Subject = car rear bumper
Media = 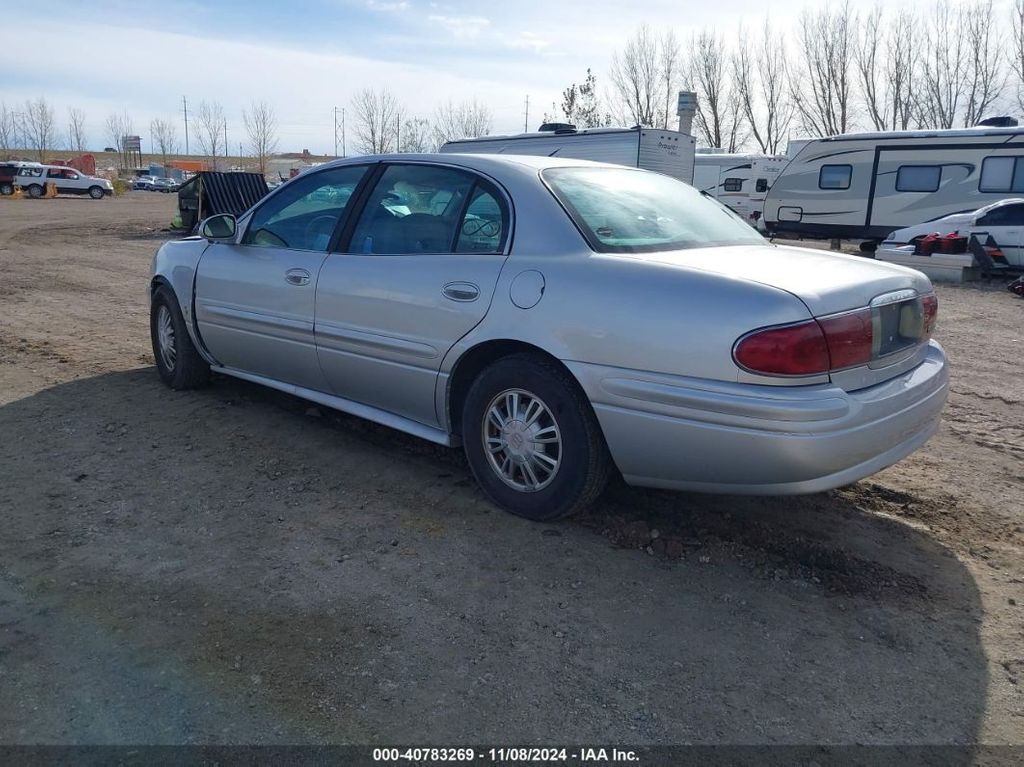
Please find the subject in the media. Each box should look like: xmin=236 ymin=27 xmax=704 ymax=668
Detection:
xmin=567 ymin=341 xmax=948 ymax=495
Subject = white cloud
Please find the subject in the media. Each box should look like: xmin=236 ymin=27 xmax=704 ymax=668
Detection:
xmin=503 ymin=31 xmax=554 ymax=54
xmin=366 ymin=0 xmax=409 ymax=12
xmin=427 ymin=14 xmax=491 ymax=39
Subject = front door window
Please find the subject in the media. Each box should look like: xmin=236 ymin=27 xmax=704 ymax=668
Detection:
xmin=242 ymin=166 xmax=369 ymax=252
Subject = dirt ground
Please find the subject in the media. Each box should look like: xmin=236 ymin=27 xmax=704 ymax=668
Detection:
xmin=0 ymin=193 xmax=1021 ymax=745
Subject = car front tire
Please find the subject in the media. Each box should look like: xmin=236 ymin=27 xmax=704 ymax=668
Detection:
xmin=150 ymin=285 xmax=210 ymax=390
xmin=461 ymin=353 xmax=611 ymax=521
xmin=88 ymin=186 xmax=104 ymax=199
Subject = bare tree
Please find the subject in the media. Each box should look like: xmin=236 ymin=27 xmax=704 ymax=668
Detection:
xmin=609 ymin=24 xmax=662 ymax=126
xmin=150 ymin=118 xmax=178 ymax=167
xmin=432 ymin=99 xmax=493 ymax=146
xmin=1014 ymin=0 xmax=1024 ymax=114
xmin=24 ymin=97 xmax=56 ymax=161
xmin=0 ymin=102 xmax=19 ymax=158
xmin=962 ymin=0 xmax=1005 ymax=127
xmin=196 ymin=101 xmax=225 ymax=168
xmin=856 ymin=6 xmax=888 ymax=132
xmin=791 ymin=1 xmax=856 ymax=136
xmin=659 ymin=30 xmax=682 ymax=130
xmin=67 ymin=108 xmax=87 ymax=154
xmin=351 ymin=88 xmax=400 ymax=154
xmin=733 ymin=20 xmax=794 ymax=154
xmin=399 ymin=117 xmax=432 ymax=153
xmin=687 ymin=30 xmax=737 ymax=149
xmin=242 ymin=100 xmax=279 ymax=175
xmin=916 ymin=0 xmax=968 ymax=129
xmin=887 ymin=9 xmax=917 ymax=131
xmin=105 ymin=111 xmax=134 ymax=170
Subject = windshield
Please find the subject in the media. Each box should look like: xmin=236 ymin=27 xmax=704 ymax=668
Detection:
xmin=542 ymin=166 xmax=765 ymax=253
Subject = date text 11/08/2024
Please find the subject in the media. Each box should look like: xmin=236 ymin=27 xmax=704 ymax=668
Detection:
xmin=372 ymin=747 xmax=640 ymax=762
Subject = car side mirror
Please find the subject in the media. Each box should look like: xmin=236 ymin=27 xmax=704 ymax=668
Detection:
xmin=200 ymin=214 xmax=237 ymax=241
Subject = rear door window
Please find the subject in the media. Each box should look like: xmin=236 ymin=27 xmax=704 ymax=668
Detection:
xmin=818 ymin=165 xmax=852 ymax=190
xmin=348 ymin=164 xmax=480 ymax=255
xmin=456 ymin=186 xmax=507 ymax=254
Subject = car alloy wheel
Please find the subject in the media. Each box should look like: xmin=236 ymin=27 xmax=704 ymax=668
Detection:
xmin=156 ymin=304 xmax=176 ymax=372
xmin=482 ymin=388 xmax=562 ymax=492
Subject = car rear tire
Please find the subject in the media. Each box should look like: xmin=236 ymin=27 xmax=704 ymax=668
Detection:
xmin=88 ymin=185 xmax=104 ymax=199
xmin=461 ymin=353 xmax=611 ymax=521
xmin=26 ymin=184 xmax=43 ymax=199
xmin=0 ymin=182 xmax=12 ymax=196
xmin=150 ymin=285 xmax=210 ymax=390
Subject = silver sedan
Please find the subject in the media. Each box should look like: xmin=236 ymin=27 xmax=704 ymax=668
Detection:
xmin=149 ymin=154 xmax=948 ymax=520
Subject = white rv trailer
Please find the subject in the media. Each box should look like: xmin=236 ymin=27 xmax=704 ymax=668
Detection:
xmin=692 ymin=152 xmax=788 ymax=224
xmin=439 ymin=126 xmax=697 ymax=184
xmin=763 ymin=125 xmax=1024 ymax=243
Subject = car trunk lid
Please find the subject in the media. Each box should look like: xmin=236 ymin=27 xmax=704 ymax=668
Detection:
xmin=620 ymin=244 xmax=936 ymax=390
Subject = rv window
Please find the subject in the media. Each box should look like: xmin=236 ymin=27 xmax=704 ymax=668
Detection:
xmin=723 ymin=178 xmax=743 ymax=192
xmin=895 ymin=165 xmax=941 ymax=192
xmin=755 ymin=179 xmax=768 ymax=193
xmin=978 ymin=156 xmax=1024 ymax=193
xmin=818 ymin=165 xmax=851 ymax=190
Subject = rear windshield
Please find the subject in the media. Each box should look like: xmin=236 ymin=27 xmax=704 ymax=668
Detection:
xmin=542 ymin=166 xmax=764 ymax=253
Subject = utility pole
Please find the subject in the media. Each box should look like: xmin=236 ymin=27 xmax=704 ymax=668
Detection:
xmin=524 ymin=95 xmax=530 ymax=132
xmin=342 ymin=108 xmax=346 ymax=158
xmin=182 ymin=96 xmax=189 ymax=155
xmin=223 ymin=120 xmax=228 ymax=169
xmin=334 ymin=106 xmax=339 ymax=158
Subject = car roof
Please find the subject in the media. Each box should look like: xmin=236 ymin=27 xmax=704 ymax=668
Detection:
xmin=976 ymin=197 xmax=1024 ymax=213
xmin=313 ymin=152 xmax=632 ymax=180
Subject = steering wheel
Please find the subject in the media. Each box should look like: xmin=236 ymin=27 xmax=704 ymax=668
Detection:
xmin=304 ymin=214 xmax=338 ymax=249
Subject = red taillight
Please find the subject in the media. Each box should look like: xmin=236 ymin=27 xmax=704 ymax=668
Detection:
xmin=922 ymin=294 xmax=938 ymax=338
xmin=734 ymin=321 xmax=830 ymax=376
xmin=735 ymin=295 xmax=936 ymax=377
xmin=818 ymin=308 xmax=873 ymax=370
xmin=735 ymin=309 xmax=872 ymax=376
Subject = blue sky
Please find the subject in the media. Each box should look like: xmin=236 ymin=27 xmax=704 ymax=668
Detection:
xmin=3 ymin=0 xmax=923 ymax=154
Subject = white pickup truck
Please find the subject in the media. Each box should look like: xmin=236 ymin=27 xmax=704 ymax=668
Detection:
xmin=15 ymin=163 xmax=113 ymax=199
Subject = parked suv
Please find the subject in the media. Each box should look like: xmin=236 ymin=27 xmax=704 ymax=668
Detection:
xmin=15 ymin=164 xmax=113 ymax=199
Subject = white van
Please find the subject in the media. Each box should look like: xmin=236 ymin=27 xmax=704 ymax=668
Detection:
xmin=440 ymin=125 xmax=697 ymax=183
xmin=16 ymin=164 xmax=113 ymax=199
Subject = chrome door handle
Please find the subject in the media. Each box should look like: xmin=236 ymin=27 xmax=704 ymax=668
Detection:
xmin=442 ymin=282 xmax=479 ymax=302
xmin=285 ymin=268 xmax=311 ymax=286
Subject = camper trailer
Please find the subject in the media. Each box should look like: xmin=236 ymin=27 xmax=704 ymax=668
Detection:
xmin=692 ymin=152 xmax=788 ymax=224
xmin=440 ymin=125 xmax=697 ymax=183
xmin=763 ymin=126 xmax=1024 ymax=245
